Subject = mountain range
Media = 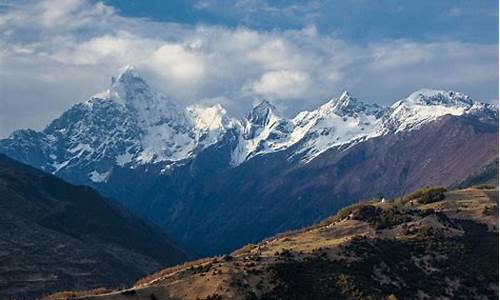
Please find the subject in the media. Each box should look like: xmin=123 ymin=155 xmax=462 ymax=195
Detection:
xmin=1 ymin=66 xmax=498 ymax=256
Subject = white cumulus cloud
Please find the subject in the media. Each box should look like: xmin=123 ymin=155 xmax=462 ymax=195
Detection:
xmin=252 ymin=70 xmax=310 ymax=99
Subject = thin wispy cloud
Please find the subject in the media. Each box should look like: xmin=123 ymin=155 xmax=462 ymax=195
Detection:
xmin=0 ymin=0 xmax=497 ymax=138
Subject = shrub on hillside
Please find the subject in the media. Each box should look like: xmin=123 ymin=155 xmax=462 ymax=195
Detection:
xmin=399 ymin=187 xmax=446 ymax=205
xmin=325 ymin=202 xmax=368 ymax=224
xmin=351 ymin=205 xmax=412 ymax=230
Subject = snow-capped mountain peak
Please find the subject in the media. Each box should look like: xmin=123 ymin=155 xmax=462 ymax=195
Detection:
xmin=109 ymin=65 xmax=149 ymax=104
xmin=188 ymin=104 xmax=233 ymax=131
xmin=332 ymin=90 xmax=352 ymax=109
xmin=231 ymin=100 xmax=294 ymax=165
xmin=107 ymin=66 xmax=187 ymax=128
xmin=92 ymin=66 xmax=196 ymax=165
xmin=288 ymin=91 xmax=384 ymax=162
xmin=114 ymin=64 xmax=140 ymax=83
xmin=332 ymin=91 xmax=384 ymax=118
xmin=382 ymin=89 xmax=478 ymax=133
xmin=325 ymin=90 xmax=350 ymax=111
xmin=0 ymin=67 xmax=239 ymax=181
xmin=186 ymin=103 xmax=237 ymax=148
xmin=247 ymin=99 xmax=280 ymax=128
xmin=313 ymin=91 xmax=384 ymax=119
xmin=404 ymin=89 xmax=473 ymax=107
xmin=244 ymin=100 xmax=283 ymax=139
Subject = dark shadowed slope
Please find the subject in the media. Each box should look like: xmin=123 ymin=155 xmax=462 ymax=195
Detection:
xmin=0 ymin=154 xmax=187 ymax=300
xmin=454 ymin=158 xmax=499 ymax=189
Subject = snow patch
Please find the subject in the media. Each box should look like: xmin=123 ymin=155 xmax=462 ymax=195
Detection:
xmin=52 ymin=160 xmax=70 ymax=174
xmin=88 ymin=169 xmax=111 ymax=183
xmin=115 ymin=153 xmax=133 ymax=167
xmin=68 ymin=143 xmax=92 ymax=154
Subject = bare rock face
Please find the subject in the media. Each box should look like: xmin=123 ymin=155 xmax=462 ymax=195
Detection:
xmin=0 ymin=154 xmax=187 ymax=300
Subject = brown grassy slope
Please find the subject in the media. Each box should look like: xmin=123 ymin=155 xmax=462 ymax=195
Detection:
xmin=47 ymin=186 xmax=498 ymax=300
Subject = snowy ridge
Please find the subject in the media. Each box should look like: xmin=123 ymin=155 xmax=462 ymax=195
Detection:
xmin=231 ymin=100 xmax=295 ymax=164
xmin=187 ymin=104 xmax=237 ymax=149
xmin=286 ymin=91 xmax=384 ymax=162
xmin=381 ymin=89 xmax=478 ymax=133
xmin=231 ymin=89 xmax=496 ymax=164
xmin=0 ymin=67 xmax=496 ymax=183
xmin=230 ymin=92 xmax=385 ymax=165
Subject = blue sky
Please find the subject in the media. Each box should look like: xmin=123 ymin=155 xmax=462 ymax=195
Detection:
xmin=105 ymin=0 xmax=498 ymax=43
xmin=0 ymin=0 xmax=498 ymax=137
